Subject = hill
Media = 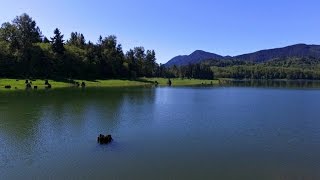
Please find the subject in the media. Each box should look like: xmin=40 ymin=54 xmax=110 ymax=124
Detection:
xmin=165 ymin=50 xmax=224 ymax=67
xmin=165 ymin=44 xmax=320 ymax=66
xmin=234 ymin=44 xmax=320 ymax=62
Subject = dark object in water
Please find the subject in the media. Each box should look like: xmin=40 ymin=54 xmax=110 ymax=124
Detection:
xmin=26 ymin=83 xmax=32 ymax=89
xmin=34 ymin=86 xmax=38 ymax=89
xmin=45 ymin=80 xmax=49 ymax=85
xmin=46 ymin=83 xmax=52 ymax=89
xmin=167 ymin=79 xmax=172 ymax=86
xmin=25 ymin=80 xmax=29 ymax=84
xmin=4 ymin=85 xmax=11 ymax=89
xmin=75 ymin=82 xmax=80 ymax=87
xmin=81 ymin=82 xmax=86 ymax=88
xmin=97 ymin=134 xmax=113 ymax=144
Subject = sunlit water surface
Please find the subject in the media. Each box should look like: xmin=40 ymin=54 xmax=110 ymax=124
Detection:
xmin=1 ymin=85 xmax=320 ymax=179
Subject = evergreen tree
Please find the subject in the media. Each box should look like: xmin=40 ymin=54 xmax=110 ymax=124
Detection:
xmin=145 ymin=50 xmax=156 ymax=77
xmin=68 ymin=32 xmax=86 ymax=48
xmin=43 ymin=36 xmax=50 ymax=43
xmin=50 ymin=28 xmax=65 ymax=54
xmin=68 ymin=32 xmax=78 ymax=45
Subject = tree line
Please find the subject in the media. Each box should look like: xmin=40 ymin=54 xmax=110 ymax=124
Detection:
xmin=1 ymin=13 xmax=320 ymax=80
xmin=165 ymin=57 xmax=320 ymax=80
xmin=0 ymin=13 xmax=159 ymax=79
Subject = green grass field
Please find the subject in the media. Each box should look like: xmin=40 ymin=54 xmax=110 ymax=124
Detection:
xmin=0 ymin=79 xmax=71 ymax=90
xmin=0 ymin=78 xmax=219 ymax=91
xmin=140 ymin=78 xmax=218 ymax=86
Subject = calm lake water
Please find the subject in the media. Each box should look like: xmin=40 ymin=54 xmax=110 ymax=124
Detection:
xmin=1 ymin=85 xmax=320 ymax=179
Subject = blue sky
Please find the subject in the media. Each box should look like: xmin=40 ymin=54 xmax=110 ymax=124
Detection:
xmin=1 ymin=0 xmax=320 ymax=63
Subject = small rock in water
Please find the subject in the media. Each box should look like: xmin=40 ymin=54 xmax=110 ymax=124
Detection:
xmin=97 ymin=134 xmax=113 ymax=144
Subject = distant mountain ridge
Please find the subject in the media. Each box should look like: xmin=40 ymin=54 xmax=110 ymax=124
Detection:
xmin=165 ymin=44 xmax=320 ymax=67
xmin=165 ymin=50 xmax=224 ymax=67
xmin=235 ymin=44 xmax=320 ymax=62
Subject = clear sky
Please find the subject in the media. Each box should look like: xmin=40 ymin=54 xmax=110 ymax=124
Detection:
xmin=0 ymin=0 xmax=320 ymax=63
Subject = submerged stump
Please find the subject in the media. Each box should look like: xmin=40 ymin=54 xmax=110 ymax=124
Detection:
xmin=26 ymin=83 xmax=32 ymax=89
xmin=46 ymin=83 xmax=52 ymax=89
xmin=167 ymin=79 xmax=172 ymax=86
xmin=97 ymin=134 xmax=113 ymax=144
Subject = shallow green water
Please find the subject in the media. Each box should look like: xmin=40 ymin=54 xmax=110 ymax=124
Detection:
xmin=1 ymin=86 xmax=320 ymax=179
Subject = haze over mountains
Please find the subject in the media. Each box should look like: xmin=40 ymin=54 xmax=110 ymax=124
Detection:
xmin=165 ymin=44 xmax=320 ymax=67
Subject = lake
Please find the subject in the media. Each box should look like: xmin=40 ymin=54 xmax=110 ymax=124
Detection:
xmin=1 ymin=85 xmax=320 ymax=179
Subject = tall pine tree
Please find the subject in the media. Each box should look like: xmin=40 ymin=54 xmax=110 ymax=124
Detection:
xmin=50 ymin=28 xmax=65 ymax=54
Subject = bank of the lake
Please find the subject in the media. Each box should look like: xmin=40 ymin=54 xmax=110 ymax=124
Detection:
xmin=0 ymin=78 xmax=219 ymax=90
xmin=218 ymin=78 xmax=320 ymax=89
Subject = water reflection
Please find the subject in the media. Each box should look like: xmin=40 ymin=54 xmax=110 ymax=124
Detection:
xmin=0 ymin=87 xmax=156 ymax=172
xmin=1 ymin=86 xmax=320 ymax=179
xmin=222 ymin=79 xmax=320 ymax=89
xmin=0 ymin=88 xmax=156 ymax=134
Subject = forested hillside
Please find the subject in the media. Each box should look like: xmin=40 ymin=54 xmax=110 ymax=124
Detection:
xmin=165 ymin=57 xmax=320 ymax=80
xmin=166 ymin=44 xmax=320 ymax=67
xmin=0 ymin=13 xmax=159 ymax=79
xmin=2 ymin=13 xmax=320 ymax=81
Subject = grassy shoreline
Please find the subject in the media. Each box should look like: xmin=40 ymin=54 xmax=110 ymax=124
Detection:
xmin=0 ymin=78 xmax=219 ymax=91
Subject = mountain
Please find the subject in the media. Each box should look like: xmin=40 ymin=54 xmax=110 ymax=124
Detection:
xmin=165 ymin=50 xmax=224 ymax=67
xmin=165 ymin=44 xmax=320 ymax=66
xmin=234 ymin=44 xmax=320 ymax=62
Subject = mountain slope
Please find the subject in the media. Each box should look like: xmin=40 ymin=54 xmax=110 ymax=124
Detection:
xmin=165 ymin=50 xmax=224 ymax=67
xmin=165 ymin=44 xmax=320 ymax=66
xmin=234 ymin=44 xmax=320 ymax=62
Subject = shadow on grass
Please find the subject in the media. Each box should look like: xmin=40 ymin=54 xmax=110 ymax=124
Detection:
xmin=51 ymin=78 xmax=156 ymax=85
xmin=135 ymin=78 xmax=157 ymax=84
xmin=50 ymin=78 xmax=98 ymax=84
xmin=20 ymin=77 xmax=157 ymax=85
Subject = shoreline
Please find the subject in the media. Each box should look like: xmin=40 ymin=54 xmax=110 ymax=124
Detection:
xmin=3 ymin=78 xmax=319 ymax=91
xmin=0 ymin=78 xmax=219 ymax=91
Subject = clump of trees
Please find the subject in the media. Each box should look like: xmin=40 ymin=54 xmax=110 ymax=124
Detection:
xmin=0 ymin=13 xmax=159 ymax=79
xmin=162 ymin=63 xmax=214 ymax=79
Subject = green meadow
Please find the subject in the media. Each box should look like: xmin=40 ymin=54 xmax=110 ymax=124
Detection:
xmin=0 ymin=78 xmax=219 ymax=91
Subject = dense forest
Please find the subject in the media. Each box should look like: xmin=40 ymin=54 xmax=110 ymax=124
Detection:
xmin=1 ymin=14 xmax=320 ymax=80
xmin=211 ymin=57 xmax=320 ymax=79
xmin=166 ymin=57 xmax=320 ymax=80
xmin=0 ymin=13 xmax=161 ymax=79
xmin=165 ymin=57 xmax=320 ymax=80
